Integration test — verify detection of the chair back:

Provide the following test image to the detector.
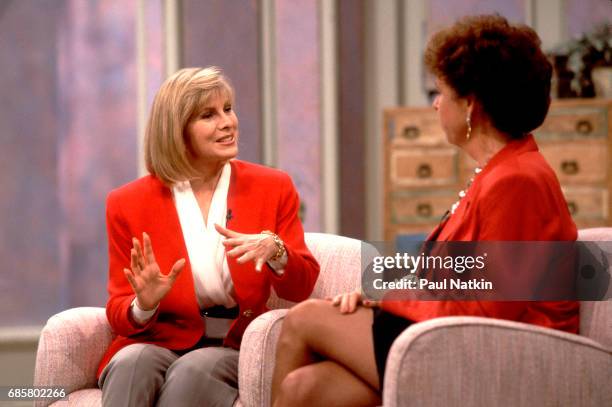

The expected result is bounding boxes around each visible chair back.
[577,228,612,349]
[267,233,373,309]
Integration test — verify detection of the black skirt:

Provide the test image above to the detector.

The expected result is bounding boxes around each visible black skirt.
[371,308,413,389]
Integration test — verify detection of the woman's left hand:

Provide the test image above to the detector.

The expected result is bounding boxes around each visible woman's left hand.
[329,291,380,314]
[215,224,281,272]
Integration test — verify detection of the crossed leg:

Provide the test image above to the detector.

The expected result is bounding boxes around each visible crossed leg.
[271,299,381,407]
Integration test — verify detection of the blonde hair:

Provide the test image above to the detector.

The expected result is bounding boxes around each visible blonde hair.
[144,66,234,185]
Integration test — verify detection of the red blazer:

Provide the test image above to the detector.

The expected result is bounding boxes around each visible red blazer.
[382,135,580,334]
[98,160,320,377]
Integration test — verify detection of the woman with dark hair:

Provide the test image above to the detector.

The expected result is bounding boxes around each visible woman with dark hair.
[271,14,578,406]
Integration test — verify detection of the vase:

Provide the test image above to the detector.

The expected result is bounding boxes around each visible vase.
[592,67,612,98]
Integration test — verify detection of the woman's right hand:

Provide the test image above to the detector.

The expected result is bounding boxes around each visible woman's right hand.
[123,232,186,311]
[330,291,379,314]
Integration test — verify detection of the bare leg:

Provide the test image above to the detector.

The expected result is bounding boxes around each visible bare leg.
[271,299,380,406]
[275,360,380,407]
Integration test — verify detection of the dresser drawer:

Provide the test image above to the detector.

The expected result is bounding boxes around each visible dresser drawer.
[383,100,612,242]
[389,190,456,224]
[562,187,608,221]
[535,103,608,140]
[539,140,608,184]
[386,108,445,146]
[390,148,459,187]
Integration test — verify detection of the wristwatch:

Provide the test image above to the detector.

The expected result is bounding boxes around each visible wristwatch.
[261,230,286,261]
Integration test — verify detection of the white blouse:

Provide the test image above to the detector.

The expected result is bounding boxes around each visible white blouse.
[172,162,236,309]
[131,163,235,322]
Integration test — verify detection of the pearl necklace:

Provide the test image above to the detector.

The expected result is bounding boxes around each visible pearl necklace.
[450,166,483,215]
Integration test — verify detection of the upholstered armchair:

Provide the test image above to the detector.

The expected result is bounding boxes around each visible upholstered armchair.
[380,228,612,406]
[34,232,368,406]
[382,316,611,406]
[236,228,612,406]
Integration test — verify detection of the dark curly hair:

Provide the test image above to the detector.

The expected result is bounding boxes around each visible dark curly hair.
[424,14,552,139]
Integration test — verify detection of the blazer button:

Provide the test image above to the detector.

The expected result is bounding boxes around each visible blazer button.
[242,309,254,318]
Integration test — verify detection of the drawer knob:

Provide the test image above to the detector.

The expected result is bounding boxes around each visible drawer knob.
[575,120,593,135]
[560,160,579,175]
[567,201,578,215]
[416,164,432,178]
[416,203,433,217]
[402,126,420,140]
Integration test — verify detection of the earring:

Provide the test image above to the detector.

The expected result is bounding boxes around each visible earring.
[466,115,472,140]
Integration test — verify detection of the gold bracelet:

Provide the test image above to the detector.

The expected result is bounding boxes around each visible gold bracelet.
[261,230,286,261]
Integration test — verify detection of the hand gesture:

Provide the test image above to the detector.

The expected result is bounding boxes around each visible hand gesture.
[123,232,186,310]
[329,291,379,314]
[215,224,281,272]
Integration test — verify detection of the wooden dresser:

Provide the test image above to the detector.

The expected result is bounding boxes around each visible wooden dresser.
[383,99,612,241]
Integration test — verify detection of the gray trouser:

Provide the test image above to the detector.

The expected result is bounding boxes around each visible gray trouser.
[98,343,239,407]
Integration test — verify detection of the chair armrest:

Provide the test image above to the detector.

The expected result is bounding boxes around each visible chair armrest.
[34,307,113,402]
[383,316,612,407]
[238,309,287,407]
[267,233,372,309]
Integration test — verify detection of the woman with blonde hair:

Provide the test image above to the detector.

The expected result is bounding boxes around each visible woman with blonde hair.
[97,66,319,406]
